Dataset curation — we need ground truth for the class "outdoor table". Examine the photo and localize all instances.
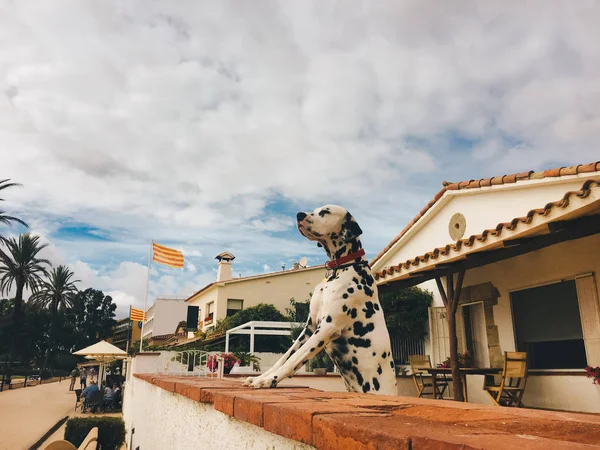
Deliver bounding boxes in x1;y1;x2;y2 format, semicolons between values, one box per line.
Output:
426;367;501;402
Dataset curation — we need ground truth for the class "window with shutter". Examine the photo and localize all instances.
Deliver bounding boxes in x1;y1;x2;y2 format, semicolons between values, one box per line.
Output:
575;275;600;366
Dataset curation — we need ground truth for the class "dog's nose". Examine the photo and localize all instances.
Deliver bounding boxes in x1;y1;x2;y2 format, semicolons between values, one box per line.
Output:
296;212;307;222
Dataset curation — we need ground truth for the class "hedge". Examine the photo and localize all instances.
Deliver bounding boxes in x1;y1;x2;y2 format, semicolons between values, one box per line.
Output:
64;417;125;450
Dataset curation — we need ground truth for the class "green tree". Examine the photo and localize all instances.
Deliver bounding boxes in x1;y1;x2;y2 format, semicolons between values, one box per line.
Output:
0;179;28;244
379;286;433;340
285;296;311;323
0;234;50;382
30;265;80;372
71;288;117;347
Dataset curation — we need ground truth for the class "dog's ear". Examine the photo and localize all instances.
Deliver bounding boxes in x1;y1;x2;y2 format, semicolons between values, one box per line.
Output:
343;212;363;242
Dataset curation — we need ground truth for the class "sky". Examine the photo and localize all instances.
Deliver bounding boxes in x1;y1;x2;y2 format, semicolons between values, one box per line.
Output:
1;1;599;318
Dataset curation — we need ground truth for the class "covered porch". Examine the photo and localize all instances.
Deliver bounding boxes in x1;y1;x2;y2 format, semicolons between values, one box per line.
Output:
375;179;600;412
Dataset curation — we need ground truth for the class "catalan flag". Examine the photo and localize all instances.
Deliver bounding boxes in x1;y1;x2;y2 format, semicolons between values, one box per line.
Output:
130;307;145;321
152;241;184;268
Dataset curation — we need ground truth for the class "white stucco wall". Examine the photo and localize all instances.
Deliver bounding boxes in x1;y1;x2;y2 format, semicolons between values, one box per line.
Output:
123;377;315;450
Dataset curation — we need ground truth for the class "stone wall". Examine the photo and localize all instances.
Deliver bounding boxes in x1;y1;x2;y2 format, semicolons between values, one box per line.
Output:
123;374;600;449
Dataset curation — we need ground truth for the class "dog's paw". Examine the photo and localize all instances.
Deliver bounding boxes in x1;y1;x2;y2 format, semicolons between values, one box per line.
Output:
249;375;280;389
242;376;256;386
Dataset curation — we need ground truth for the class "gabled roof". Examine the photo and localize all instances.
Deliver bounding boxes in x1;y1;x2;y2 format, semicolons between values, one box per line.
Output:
374;178;600;285
370;161;600;267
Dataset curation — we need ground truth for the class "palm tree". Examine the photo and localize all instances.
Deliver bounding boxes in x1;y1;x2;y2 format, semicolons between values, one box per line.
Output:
0;234;50;384
0;179;28;243
30;265;79;372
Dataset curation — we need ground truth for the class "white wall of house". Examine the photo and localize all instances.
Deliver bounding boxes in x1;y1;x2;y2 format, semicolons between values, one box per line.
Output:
143;298;188;339
187;266;327;331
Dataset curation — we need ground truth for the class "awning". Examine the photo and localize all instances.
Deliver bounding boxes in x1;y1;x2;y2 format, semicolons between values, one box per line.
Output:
375;179;600;290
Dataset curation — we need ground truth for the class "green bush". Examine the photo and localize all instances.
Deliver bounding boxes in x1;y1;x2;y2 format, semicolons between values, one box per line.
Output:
64;417;125;450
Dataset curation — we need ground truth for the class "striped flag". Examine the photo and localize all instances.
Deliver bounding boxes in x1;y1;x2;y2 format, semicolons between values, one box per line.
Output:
152;242;184;268
130;307;145;321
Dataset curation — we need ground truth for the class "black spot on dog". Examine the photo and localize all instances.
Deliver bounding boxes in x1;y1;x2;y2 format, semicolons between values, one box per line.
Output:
333;337;350;354
390;361;395;369
353;350;357;354
352;277;360;284
363;302;376;318
352;356;358;365
274;376;278;379
362;382;371;393
318;209;331;217
373;378;380;391
357;285;362;290
310;348;315;352
374;303;380;311
290;350;296;356
348;337;371;348
377;364;382;375
372;352;376;357
305;328;313;337
271;379;277;387
342;293;348;299
348;308;357;319
326;316;332;323
364;286;374;297
347;287;354;294
351;366;364;385
318;341;324;347
381;352;387;359
342;305;348;312
353;321;374;337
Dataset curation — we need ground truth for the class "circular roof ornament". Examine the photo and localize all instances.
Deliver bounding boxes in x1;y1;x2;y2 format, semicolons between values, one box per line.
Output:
449;213;466;241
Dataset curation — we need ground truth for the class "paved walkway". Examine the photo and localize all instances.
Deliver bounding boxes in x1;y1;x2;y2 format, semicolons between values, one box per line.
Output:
0;380;75;449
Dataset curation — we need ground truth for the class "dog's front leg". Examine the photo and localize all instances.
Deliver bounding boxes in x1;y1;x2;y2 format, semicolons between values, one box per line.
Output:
242;318;315;386
248;324;341;389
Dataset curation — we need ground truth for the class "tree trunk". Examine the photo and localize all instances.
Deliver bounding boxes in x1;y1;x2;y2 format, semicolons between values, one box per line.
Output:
41;302;58;379
6;280;24;387
446;305;464;401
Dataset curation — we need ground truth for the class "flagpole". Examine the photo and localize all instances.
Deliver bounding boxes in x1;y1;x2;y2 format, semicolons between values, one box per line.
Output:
139;240;153;352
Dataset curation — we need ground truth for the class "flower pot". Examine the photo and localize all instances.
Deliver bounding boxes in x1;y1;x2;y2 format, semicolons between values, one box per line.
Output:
313;368;327;376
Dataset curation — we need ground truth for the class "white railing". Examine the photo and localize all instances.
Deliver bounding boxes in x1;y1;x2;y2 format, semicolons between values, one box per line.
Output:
224;321;304;353
390;335;425;364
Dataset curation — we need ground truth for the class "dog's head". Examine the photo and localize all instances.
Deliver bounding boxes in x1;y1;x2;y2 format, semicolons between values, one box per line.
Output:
296;205;363;245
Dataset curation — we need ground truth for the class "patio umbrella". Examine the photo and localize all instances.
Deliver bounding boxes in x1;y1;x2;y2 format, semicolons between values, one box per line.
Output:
73;340;127;386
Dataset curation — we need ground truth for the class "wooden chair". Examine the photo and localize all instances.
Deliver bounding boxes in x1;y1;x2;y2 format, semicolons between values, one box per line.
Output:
484;351;528;407
409;355;448;399
74;389;82;411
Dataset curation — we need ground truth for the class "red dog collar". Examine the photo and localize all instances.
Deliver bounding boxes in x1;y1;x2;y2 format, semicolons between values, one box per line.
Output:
325;249;366;270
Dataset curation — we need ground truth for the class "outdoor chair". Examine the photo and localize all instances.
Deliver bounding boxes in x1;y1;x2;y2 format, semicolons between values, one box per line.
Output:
83;390;104;414
74;389;82;411
483;351;528;407
409;355;448;399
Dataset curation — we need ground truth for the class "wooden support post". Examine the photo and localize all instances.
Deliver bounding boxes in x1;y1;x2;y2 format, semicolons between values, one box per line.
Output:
435;270;466;402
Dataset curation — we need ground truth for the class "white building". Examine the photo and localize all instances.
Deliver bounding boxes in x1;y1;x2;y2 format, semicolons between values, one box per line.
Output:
142;298;188;341
186;252;326;333
371;161;600;413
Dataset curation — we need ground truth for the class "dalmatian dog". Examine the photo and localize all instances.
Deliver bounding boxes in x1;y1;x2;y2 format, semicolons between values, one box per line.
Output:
244;205;397;395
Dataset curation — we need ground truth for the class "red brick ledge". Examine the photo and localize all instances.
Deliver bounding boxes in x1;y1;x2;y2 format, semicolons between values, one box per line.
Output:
134;374;600;449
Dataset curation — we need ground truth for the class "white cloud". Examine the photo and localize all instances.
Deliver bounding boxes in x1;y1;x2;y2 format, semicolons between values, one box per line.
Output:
1;1;599;318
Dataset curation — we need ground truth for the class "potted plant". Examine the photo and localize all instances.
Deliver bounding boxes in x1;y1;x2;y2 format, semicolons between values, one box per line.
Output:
207;353;239;375
439;351;474;368
233;352;261;371
585;365;600;384
310;351;331;376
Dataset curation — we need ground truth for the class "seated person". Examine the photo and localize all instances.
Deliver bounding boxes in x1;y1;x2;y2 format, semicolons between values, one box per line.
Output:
81;380;99;408
104;384;114;403
111;383;122;407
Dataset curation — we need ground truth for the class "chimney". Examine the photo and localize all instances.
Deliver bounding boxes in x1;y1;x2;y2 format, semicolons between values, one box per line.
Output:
215;252;235;282
293;262;300;270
